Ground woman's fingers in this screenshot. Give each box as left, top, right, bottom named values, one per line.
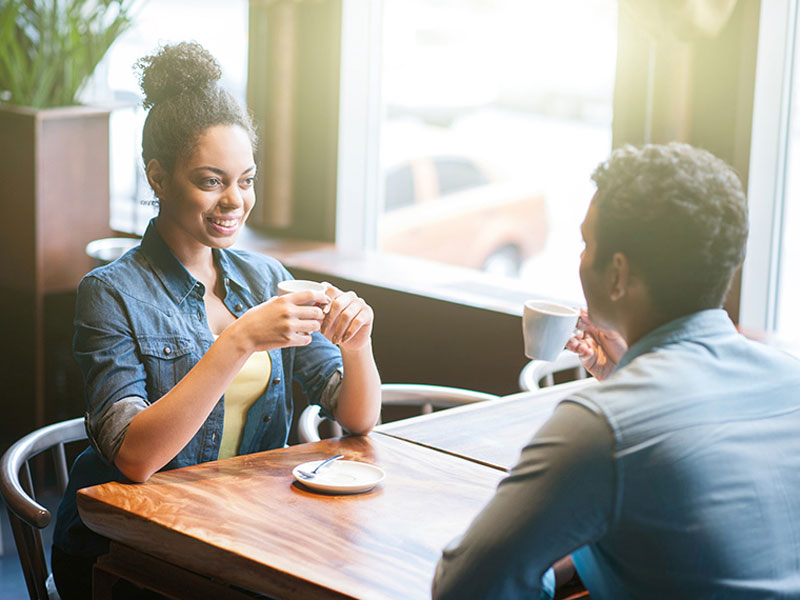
left=331, top=302, right=367, bottom=344
left=321, top=290, right=357, bottom=337
left=316, top=287, right=374, bottom=346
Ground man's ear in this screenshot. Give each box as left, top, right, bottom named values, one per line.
left=608, top=252, right=630, bottom=302
left=145, top=159, right=169, bottom=199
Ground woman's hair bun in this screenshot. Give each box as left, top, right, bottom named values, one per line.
left=136, top=41, right=222, bottom=109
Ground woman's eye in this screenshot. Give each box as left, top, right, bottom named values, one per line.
left=242, top=176, right=256, bottom=187
left=202, top=177, right=221, bottom=188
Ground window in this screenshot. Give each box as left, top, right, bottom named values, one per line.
left=433, top=157, right=489, bottom=197
left=777, top=4, right=800, bottom=339
left=741, top=0, right=800, bottom=340
left=87, top=0, right=249, bottom=235
left=384, top=165, right=416, bottom=212
left=340, top=0, right=618, bottom=302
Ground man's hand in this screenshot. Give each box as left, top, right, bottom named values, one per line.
left=565, top=309, right=627, bottom=381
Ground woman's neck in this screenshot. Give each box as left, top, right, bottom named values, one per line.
left=155, top=216, right=217, bottom=289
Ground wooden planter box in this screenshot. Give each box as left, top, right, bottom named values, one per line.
left=0, top=104, right=112, bottom=444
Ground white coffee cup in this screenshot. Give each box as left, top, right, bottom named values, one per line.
left=277, top=280, right=331, bottom=307
left=277, top=279, right=328, bottom=296
left=522, top=300, right=579, bottom=361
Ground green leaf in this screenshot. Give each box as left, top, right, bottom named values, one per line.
left=0, top=0, right=141, bottom=108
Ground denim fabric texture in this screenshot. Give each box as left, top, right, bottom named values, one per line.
left=54, top=219, right=343, bottom=557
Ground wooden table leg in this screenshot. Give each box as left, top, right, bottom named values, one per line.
left=92, top=558, right=118, bottom=600
left=92, top=542, right=264, bottom=600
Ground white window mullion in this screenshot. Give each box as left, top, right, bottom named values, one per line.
left=335, top=0, right=384, bottom=253
left=740, top=0, right=797, bottom=331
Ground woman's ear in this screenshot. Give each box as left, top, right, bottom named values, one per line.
left=145, top=159, right=169, bottom=199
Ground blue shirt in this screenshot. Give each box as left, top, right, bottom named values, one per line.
left=54, top=219, right=343, bottom=557
left=433, top=309, right=800, bottom=599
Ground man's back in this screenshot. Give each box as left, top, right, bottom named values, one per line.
left=569, top=309, right=800, bottom=599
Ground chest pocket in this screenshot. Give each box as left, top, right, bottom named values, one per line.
left=136, top=336, right=195, bottom=401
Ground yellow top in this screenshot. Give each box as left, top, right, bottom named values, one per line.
left=218, top=350, right=271, bottom=460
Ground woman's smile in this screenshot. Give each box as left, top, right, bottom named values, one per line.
left=206, top=214, right=244, bottom=235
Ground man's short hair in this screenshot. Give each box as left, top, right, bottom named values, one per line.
left=590, top=142, right=748, bottom=317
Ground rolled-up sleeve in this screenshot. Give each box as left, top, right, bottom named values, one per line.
left=432, top=401, right=616, bottom=600
left=74, top=276, right=149, bottom=464
left=292, top=331, right=344, bottom=418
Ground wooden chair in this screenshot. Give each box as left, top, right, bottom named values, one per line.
left=1, top=417, right=86, bottom=599
left=519, top=350, right=589, bottom=391
left=297, top=383, right=499, bottom=443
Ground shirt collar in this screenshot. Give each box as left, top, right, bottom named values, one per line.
left=140, top=218, right=251, bottom=305
left=140, top=218, right=202, bottom=305
left=212, top=246, right=248, bottom=292
left=617, top=308, right=738, bottom=370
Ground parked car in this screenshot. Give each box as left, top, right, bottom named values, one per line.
left=378, top=152, right=549, bottom=276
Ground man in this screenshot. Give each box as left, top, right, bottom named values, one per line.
left=432, top=143, right=800, bottom=599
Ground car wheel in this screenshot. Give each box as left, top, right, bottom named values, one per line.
left=482, top=245, right=522, bottom=277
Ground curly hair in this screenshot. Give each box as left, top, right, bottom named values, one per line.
left=590, top=143, right=748, bottom=317
left=135, top=41, right=257, bottom=173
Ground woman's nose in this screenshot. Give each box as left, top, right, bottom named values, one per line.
left=220, top=184, right=244, bottom=208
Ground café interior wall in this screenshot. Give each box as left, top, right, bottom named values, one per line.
left=611, top=0, right=760, bottom=322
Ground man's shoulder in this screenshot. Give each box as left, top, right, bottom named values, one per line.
left=568, top=339, right=800, bottom=446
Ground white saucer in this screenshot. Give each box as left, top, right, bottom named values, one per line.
left=292, top=459, right=385, bottom=494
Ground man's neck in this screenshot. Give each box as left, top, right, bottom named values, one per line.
left=615, top=294, right=678, bottom=349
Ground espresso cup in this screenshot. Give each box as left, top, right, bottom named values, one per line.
left=522, top=300, right=579, bottom=361
left=277, top=279, right=328, bottom=296
left=277, top=280, right=330, bottom=306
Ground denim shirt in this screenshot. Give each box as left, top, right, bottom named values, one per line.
left=54, top=219, right=343, bottom=557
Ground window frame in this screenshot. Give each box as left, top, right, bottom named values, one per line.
left=335, top=0, right=384, bottom=253
left=739, top=0, right=798, bottom=332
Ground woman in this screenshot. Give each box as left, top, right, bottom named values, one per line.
left=51, top=41, right=381, bottom=599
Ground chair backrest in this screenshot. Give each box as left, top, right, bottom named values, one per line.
left=297, top=383, right=499, bottom=443
left=0, top=417, right=86, bottom=600
left=519, top=350, right=588, bottom=391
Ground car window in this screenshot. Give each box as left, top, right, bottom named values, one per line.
left=433, top=157, right=489, bottom=197
left=384, top=164, right=416, bottom=212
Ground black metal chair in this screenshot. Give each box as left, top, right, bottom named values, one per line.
left=1, top=418, right=86, bottom=599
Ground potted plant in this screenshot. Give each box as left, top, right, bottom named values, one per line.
left=0, top=0, right=137, bottom=108
left=0, top=0, right=138, bottom=441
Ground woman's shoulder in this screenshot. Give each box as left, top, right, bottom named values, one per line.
left=78, top=246, right=167, bottom=310
left=81, top=246, right=144, bottom=288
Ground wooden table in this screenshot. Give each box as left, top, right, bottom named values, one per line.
left=375, top=379, right=597, bottom=471
left=78, top=434, right=505, bottom=600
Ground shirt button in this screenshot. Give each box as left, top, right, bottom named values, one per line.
left=197, top=310, right=203, bottom=320
left=272, top=378, right=281, bottom=385
left=263, top=415, right=271, bottom=423
left=212, top=433, right=217, bottom=442
left=163, top=346, right=172, bottom=355
left=235, top=303, right=243, bottom=312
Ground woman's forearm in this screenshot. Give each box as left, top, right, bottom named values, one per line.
left=335, top=342, right=382, bottom=435
left=115, top=322, right=252, bottom=482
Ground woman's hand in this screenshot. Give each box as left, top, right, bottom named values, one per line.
left=236, top=290, right=329, bottom=352
left=319, top=285, right=374, bottom=352
left=565, top=309, right=627, bottom=381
